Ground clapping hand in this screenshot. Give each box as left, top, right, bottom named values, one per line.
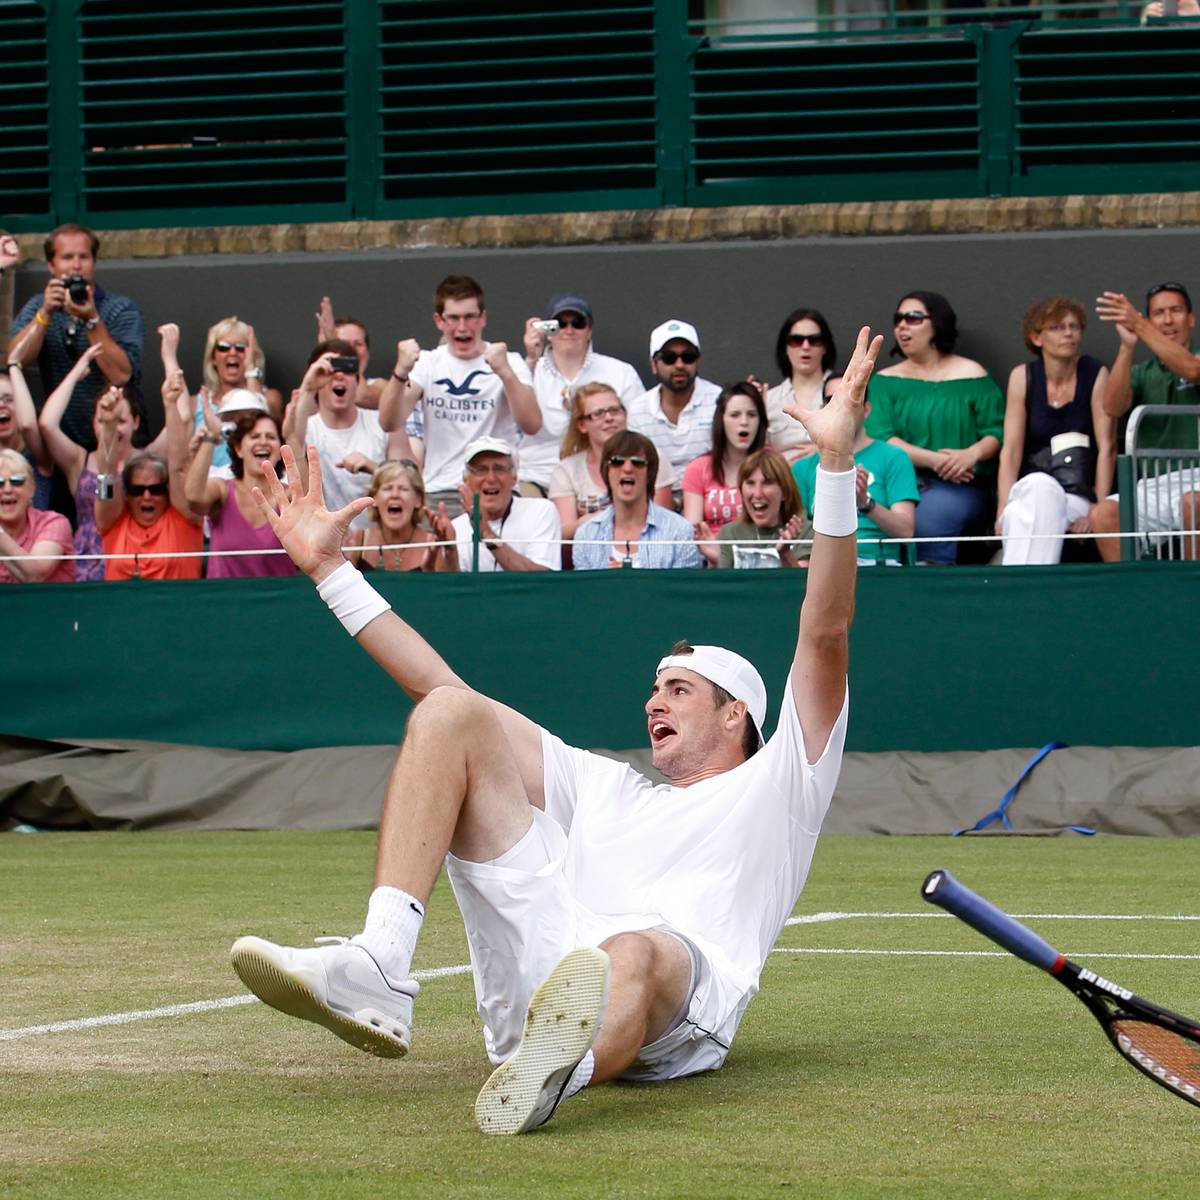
left=0, top=234, right=18, bottom=272
left=335, top=451, right=376, bottom=475
left=316, top=295, right=336, bottom=342
left=252, top=444, right=374, bottom=582
left=1095, top=292, right=1140, bottom=348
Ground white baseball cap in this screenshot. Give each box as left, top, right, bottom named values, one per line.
left=655, top=645, right=767, bottom=746
left=649, top=319, right=701, bottom=358
left=216, top=388, right=268, bottom=417
left=464, top=435, right=518, bottom=465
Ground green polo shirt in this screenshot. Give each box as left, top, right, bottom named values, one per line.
left=1130, top=355, right=1199, bottom=450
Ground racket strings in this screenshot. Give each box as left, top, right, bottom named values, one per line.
left=1112, top=1019, right=1200, bottom=1104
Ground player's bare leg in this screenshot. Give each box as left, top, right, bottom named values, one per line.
left=233, top=685, right=536, bottom=1057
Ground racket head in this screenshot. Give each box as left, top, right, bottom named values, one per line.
left=1055, top=958, right=1200, bottom=1108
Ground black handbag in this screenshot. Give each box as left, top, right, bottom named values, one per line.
left=1029, top=436, right=1095, bottom=500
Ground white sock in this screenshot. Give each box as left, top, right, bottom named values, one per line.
left=351, top=885, right=424, bottom=985
left=563, top=1049, right=595, bottom=1099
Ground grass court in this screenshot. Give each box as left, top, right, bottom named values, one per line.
left=3, top=830, right=1197, bottom=1199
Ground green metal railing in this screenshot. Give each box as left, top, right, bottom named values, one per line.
left=2, top=0, right=1198, bottom=232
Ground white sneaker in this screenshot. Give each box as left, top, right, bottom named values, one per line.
left=474, top=946, right=610, bottom=1136
left=230, top=935, right=418, bottom=1058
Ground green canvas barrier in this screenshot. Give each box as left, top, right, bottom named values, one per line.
left=2, top=563, right=1193, bottom=753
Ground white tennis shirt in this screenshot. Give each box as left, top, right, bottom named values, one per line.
left=540, top=683, right=848, bottom=1013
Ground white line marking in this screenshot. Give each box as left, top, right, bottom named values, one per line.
left=0, top=962, right=473, bottom=1043
left=785, top=911, right=1200, bottom=926
left=4, top=910, right=1197, bottom=1044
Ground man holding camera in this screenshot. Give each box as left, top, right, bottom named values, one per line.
left=8, top=224, right=144, bottom=448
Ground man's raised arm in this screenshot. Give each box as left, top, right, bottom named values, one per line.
left=252, top=446, right=546, bottom=794
left=784, top=327, right=882, bottom=760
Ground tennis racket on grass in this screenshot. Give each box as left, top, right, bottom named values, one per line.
left=922, top=868, right=1200, bottom=1108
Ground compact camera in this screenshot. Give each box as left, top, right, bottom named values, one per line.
left=220, top=421, right=237, bottom=437
left=532, top=320, right=560, bottom=335
left=63, top=274, right=90, bottom=306
left=96, top=473, right=115, bottom=501
left=329, top=354, right=359, bottom=375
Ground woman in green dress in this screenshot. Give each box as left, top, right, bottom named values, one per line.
left=865, top=291, right=1005, bottom=564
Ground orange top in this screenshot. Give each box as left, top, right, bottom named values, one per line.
left=102, top=507, right=203, bottom=580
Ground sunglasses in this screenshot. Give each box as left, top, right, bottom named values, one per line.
left=787, top=333, right=824, bottom=347
left=893, top=311, right=931, bottom=326
left=553, top=315, right=589, bottom=330
left=127, top=482, right=169, bottom=497
left=608, top=455, right=648, bottom=469
left=583, top=405, right=624, bottom=421
left=215, top=341, right=247, bottom=353
left=0, top=474, right=29, bottom=488
left=657, top=350, right=699, bottom=366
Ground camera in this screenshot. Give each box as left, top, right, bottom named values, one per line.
left=96, top=473, right=115, bottom=501
left=220, top=421, right=237, bottom=437
left=329, top=355, right=359, bottom=375
left=63, top=274, right=90, bottom=306
left=532, top=320, right=560, bottom=335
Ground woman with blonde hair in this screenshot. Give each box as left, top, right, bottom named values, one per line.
left=344, top=459, right=437, bottom=572
left=548, top=382, right=674, bottom=539
left=159, top=319, right=284, bottom=472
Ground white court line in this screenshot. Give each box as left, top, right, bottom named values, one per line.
left=4, top=909, right=1198, bottom=1045
left=0, top=962, right=472, bottom=1043
left=786, top=911, right=1200, bottom=925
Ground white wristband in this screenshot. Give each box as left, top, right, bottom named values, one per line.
left=315, top=561, right=391, bottom=637
left=812, top=466, right=858, bottom=538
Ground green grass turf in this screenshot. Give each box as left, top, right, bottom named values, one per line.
left=2, top=831, right=1197, bottom=1199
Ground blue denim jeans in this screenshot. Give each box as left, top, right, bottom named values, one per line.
left=915, top=474, right=992, bottom=564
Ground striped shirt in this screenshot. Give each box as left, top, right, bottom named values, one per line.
left=572, top=502, right=702, bottom=570
left=626, top=378, right=722, bottom=476
left=12, top=284, right=144, bottom=447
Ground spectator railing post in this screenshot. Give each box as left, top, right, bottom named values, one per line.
left=975, top=22, right=1027, bottom=200
left=1116, top=454, right=1136, bottom=563
left=471, top=492, right=481, bottom=574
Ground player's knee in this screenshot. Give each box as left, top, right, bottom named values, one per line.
left=600, top=932, right=666, bottom=1001
left=407, top=686, right=490, bottom=737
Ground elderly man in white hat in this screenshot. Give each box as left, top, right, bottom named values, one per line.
left=230, top=327, right=882, bottom=1137
left=427, top=435, right=561, bottom=573
left=626, top=318, right=724, bottom=483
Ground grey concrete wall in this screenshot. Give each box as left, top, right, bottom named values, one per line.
left=12, top=224, right=1200, bottom=432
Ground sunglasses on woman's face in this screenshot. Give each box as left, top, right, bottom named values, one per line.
left=216, top=341, right=247, bottom=353
left=787, top=333, right=824, bottom=347
left=608, top=455, right=648, bottom=469
left=127, top=482, right=169, bottom=497
left=0, top=474, right=28, bottom=488
left=893, top=311, right=931, bottom=326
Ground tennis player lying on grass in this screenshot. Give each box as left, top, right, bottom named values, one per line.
left=231, top=326, right=883, bottom=1136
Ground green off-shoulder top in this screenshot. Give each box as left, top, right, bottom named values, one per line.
left=864, top=373, right=1006, bottom=478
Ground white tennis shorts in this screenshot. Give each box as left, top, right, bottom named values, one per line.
left=445, top=806, right=740, bottom=1078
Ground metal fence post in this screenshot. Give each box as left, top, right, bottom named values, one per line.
left=1116, top=454, right=1136, bottom=562
left=345, top=0, right=380, bottom=219
left=45, top=0, right=85, bottom=223
left=654, top=0, right=691, bottom=208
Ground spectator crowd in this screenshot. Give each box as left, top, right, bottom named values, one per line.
left=2, top=222, right=1199, bottom=583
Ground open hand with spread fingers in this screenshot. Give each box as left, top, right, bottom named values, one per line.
left=252, top=443, right=374, bottom=583
left=785, top=326, right=882, bottom=469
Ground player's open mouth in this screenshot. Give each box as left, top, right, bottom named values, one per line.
left=649, top=720, right=675, bottom=744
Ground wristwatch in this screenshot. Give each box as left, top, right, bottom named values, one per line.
left=858, top=496, right=876, bottom=515
left=83, top=316, right=100, bottom=331
left=245, top=367, right=263, bottom=380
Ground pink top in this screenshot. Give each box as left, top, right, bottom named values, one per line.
left=208, top=480, right=297, bottom=579
left=681, top=453, right=743, bottom=531
left=0, top=507, right=75, bottom=583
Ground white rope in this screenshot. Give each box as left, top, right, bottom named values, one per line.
left=0, top=528, right=1161, bottom=565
